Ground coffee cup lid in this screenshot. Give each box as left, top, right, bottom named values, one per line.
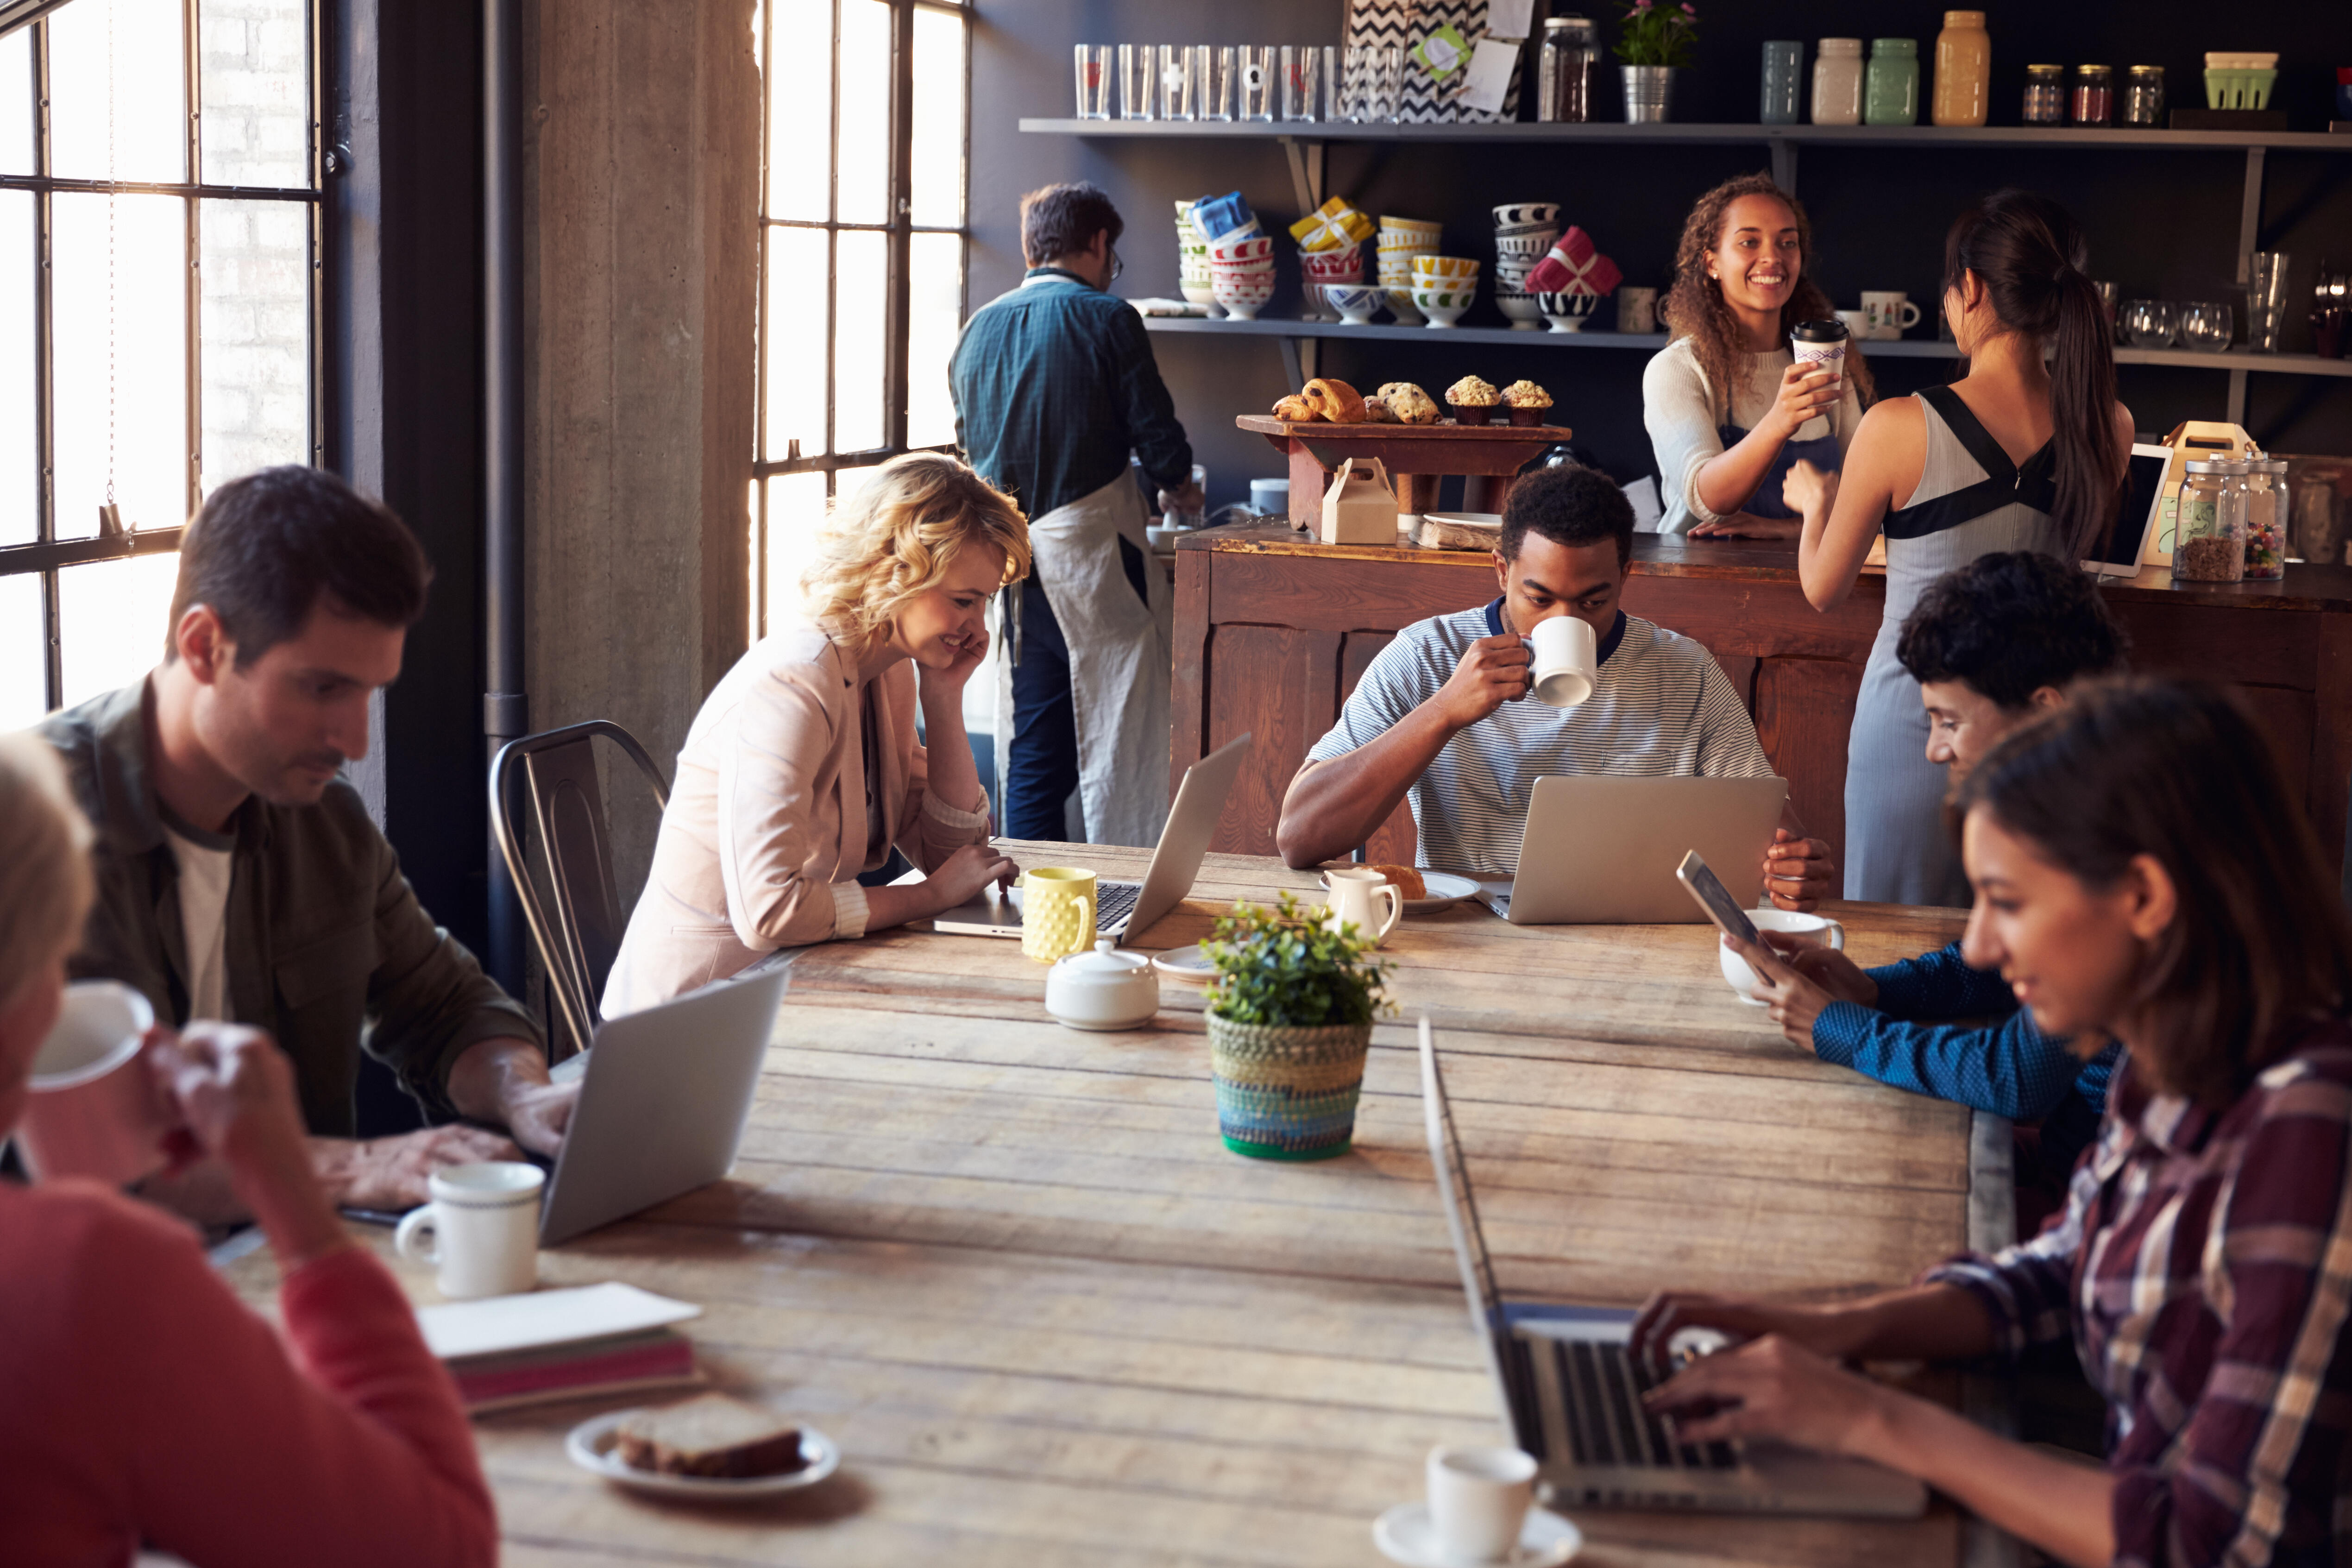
left=1789, top=319, right=1849, bottom=344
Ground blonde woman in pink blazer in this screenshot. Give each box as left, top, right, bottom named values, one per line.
left=604, top=453, right=1032, bottom=1013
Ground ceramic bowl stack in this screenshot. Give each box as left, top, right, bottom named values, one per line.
left=1492, top=202, right=1561, bottom=332
left=1322, top=283, right=1386, bottom=325
left=1378, top=216, right=1441, bottom=326
left=1409, top=255, right=1478, bottom=329
left=1535, top=291, right=1603, bottom=332
left=1174, top=200, right=1216, bottom=310
left=1208, top=228, right=1276, bottom=321
left=1299, top=245, right=1366, bottom=322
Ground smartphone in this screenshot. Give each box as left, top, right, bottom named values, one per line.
left=1675, top=851, right=1758, bottom=944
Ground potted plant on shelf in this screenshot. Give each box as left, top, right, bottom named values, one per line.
left=1614, top=0, right=1698, bottom=124
left=1201, top=892, right=1391, bottom=1161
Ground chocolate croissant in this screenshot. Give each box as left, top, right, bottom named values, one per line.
left=1271, top=393, right=1320, bottom=422
left=1301, top=377, right=1367, bottom=424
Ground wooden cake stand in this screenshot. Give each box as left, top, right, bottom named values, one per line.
left=1236, top=414, right=1574, bottom=528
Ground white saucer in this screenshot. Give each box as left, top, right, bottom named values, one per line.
left=566, top=1409, right=840, bottom=1499
left=1373, top=1501, right=1581, bottom=1567
left=1150, top=944, right=1217, bottom=985
left=1402, top=871, right=1480, bottom=914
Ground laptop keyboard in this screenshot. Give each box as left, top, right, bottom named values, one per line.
left=1519, top=1335, right=1737, bottom=1472
left=1096, top=880, right=1141, bottom=932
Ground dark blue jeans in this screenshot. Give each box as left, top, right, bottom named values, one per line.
left=1003, top=541, right=1151, bottom=841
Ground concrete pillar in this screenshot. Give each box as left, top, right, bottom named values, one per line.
left=521, top=0, right=759, bottom=885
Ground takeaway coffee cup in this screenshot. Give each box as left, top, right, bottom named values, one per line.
left=1427, top=1443, right=1537, bottom=1562
left=1790, top=318, right=1849, bottom=390
left=13, top=980, right=182, bottom=1186
left=1719, top=908, right=1847, bottom=1005
left=1527, top=615, right=1597, bottom=707
left=395, top=1161, right=544, bottom=1299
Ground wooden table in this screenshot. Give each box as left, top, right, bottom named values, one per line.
left=225, top=846, right=2000, bottom=1567
left=1240, top=414, right=1574, bottom=523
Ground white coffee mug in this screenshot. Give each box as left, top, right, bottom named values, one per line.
left=1617, top=285, right=1658, bottom=334
left=1861, top=290, right=1921, bottom=340
left=1835, top=308, right=1871, bottom=340
left=1719, top=908, right=1847, bottom=1005
left=1322, top=866, right=1402, bottom=946
left=13, top=981, right=183, bottom=1187
left=395, top=1161, right=544, bottom=1298
left=1527, top=615, right=1597, bottom=707
left=1428, top=1443, right=1537, bottom=1562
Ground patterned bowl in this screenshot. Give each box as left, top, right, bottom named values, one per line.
left=1492, top=201, right=1562, bottom=229
left=1210, top=233, right=1274, bottom=265
left=1300, top=246, right=1365, bottom=284
left=1322, top=282, right=1387, bottom=324
left=1410, top=254, right=1479, bottom=283
left=1494, top=229, right=1560, bottom=259
left=1495, top=290, right=1545, bottom=329
left=1535, top=290, right=1603, bottom=333
left=1410, top=287, right=1473, bottom=327
left=1212, top=272, right=1276, bottom=321
left=1385, top=288, right=1426, bottom=325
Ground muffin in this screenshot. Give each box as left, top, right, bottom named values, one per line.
left=1363, top=394, right=1399, bottom=423
left=1501, top=379, right=1554, bottom=427
left=1445, top=376, right=1500, bottom=425
left=1376, top=381, right=1439, bottom=425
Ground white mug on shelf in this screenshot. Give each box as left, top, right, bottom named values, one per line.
left=1617, top=285, right=1658, bottom=334
left=1528, top=614, right=1597, bottom=707
left=395, top=1160, right=544, bottom=1299
left=1860, top=291, right=1921, bottom=340
left=1321, top=866, right=1402, bottom=946
left=1427, top=1444, right=1538, bottom=1562
left=1835, top=308, right=1871, bottom=340
left=1719, top=908, right=1847, bottom=1005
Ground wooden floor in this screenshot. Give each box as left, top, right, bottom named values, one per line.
left=226, top=844, right=1987, bottom=1567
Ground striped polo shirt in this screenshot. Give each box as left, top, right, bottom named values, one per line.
left=1304, top=600, right=1773, bottom=875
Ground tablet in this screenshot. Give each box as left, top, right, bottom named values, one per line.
left=2083, top=443, right=2171, bottom=574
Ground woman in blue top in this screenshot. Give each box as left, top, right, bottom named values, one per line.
left=1641, top=174, right=1873, bottom=538
left=1786, top=189, right=2133, bottom=906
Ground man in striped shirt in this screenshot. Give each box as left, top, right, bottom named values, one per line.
left=1277, top=465, right=1835, bottom=908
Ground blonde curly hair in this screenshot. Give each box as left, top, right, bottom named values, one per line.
left=0, top=731, right=94, bottom=1017
left=799, top=453, right=1031, bottom=647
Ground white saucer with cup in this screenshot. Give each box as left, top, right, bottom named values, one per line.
left=1719, top=908, right=1847, bottom=1005
left=396, top=1161, right=545, bottom=1298
left=1373, top=1443, right=1581, bottom=1566
left=1526, top=616, right=1597, bottom=708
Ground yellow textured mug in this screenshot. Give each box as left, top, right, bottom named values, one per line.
left=1020, top=868, right=1098, bottom=964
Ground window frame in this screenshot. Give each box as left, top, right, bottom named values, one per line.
left=750, top=0, right=971, bottom=635
left=0, top=0, right=327, bottom=710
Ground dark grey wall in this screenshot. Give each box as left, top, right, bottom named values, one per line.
left=970, top=2, right=2352, bottom=508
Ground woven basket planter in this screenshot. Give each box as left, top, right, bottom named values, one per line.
left=1206, top=1014, right=1375, bottom=1161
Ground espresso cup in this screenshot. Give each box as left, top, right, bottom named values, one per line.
left=1428, top=1443, right=1537, bottom=1562
left=1527, top=615, right=1597, bottom=707
left=1860, top=290, right=1921, bottom=339
left=13, top=981, right=182, bottom=1186
left=1719, top=908, right=1847, bottom=1005
left=1019, top=867, right=1098, bottom=964
left=395, top=1161, right=544, bottom=1299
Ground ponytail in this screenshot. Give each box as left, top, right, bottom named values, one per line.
left=1943, top=190, right=2125, bottom=558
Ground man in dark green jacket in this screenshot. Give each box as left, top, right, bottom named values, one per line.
left=38, top=466, right=573, bottom=1216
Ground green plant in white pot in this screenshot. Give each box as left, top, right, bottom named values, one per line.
left=1202, top=892, right=1390, bottom=1160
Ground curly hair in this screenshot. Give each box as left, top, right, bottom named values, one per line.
left=798, top=453, right=1031, bottom=649
left=1896, top=551, right=2129, bottom=706
left=1659, top=173, right=1874, bottom=422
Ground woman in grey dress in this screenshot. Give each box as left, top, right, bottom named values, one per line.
left=1782, top=191, right=2134, bottom=906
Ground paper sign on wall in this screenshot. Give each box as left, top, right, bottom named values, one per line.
left=1459, top=37, right=1521, bottom=112
left=1484, top=0, right=1534, bottom=37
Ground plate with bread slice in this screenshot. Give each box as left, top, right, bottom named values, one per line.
left=568, top=1393, right=839, bottom=1499
left=1324, top=865, right=1479, bottom=915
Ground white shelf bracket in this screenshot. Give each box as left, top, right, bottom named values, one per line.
left=1279, top=136, right=1326, bottom=214
left=1769, top=137, right=1797, bottom=194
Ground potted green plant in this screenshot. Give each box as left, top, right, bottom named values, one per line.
left=1201, top=893, right=1391, bottom=1161
left=1614, top=0, right=1698, bottom=124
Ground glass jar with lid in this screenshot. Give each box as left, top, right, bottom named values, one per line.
left=1539, top=17, right=1598, bottom=123
left=2244, top=458, right=2289, bottom=579
left=2171, top=459, right=2247, bottom=583
left=1865, top=38, right=1919, bottom=125
left=2022, top=64, right=2064, bottom=124
left=2120, top=65, right=2165, bottom=127
left=1931, top=11, right=1990, bottom=126
left=1812, top=38, right=1864, bottom=125
left=2071, top=64, right=2113, bottom=126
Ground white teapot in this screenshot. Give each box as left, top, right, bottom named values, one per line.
left=1044, top=939, right=1161, bottom=1032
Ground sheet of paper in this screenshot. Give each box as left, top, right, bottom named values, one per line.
left=1484, top=0, right=1535, bottom=38
left=1459, top=37, right=1520, bottom=113
left=419, top=1281, right=703, bottom=1360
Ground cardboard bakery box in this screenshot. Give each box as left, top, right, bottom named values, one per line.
left=1321, top=458, right=1398, bottom=546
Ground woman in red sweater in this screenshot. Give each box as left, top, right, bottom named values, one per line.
left=0, top=731, right=498, bottom=1566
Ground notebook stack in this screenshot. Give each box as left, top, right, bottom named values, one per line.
left=417, top=1282, right=706, bottom=1414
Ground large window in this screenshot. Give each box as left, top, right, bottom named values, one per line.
left=0, top=0, right=320, bottom=728
left=752, top=0, right=968, bottom=638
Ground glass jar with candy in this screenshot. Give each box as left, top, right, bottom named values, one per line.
left=2021, top=64, right=2064, bottom=123
left=2171, top=459, right=2247, bottom=584
left=2244, top=458, right=2289, bottom=579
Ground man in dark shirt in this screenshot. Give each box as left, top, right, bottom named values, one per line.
left=950, top=182, right=1199, bottom=842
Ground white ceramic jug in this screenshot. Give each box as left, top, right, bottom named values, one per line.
left=1323, top=867, right=1402, bottom=947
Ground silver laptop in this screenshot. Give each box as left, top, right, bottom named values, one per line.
left=536, top=964, right=789, bottom=1247
left=932, top=732, right=1251, bottom=941
left=1419, top=1019, right=1926, bottom=1517
left=1502, top=775, right=1787, bottom=925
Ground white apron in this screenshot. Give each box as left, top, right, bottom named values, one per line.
left=992, top=468, right=1174, bottom=848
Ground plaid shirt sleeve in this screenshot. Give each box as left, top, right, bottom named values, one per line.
left=1915, top=1125, right=2108, bottom=1360
left=2109, top=1063, right=2352, bottom=1568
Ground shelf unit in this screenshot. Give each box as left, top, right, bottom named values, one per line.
left=1024, top=118, right=2352, bottom=419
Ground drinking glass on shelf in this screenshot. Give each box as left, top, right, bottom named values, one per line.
left=1281, top=44, right=1322, bottom=121
left=1118, top=44, right=1157, bottom=120
left=2122, top=299, right=2176, bottom=349
left=1073, top=45, right=1113, bottom=120
left=1238, top=45, right=1277, bottom=121
left=1322, top=45, right=1341, bottom=121
left=1157, top=44, right=1198, bottom=120
left=1201, top=46, right=1238, bottom=121
left=1371, top=44, right=1405, bottom=120
left=2180, top=302, right=2233, bottom=353
left=2245, top=251, right=2289, bottom=353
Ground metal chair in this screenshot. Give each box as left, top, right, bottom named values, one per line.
left=490, top=720, right=670, bottom=1060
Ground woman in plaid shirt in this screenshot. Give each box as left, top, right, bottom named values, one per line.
left=1640, top=680, right=2352, bottom=1568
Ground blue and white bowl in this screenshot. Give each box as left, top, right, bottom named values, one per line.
left=1322, top=283, right=1386, bottom=325
left=1535, top=290, right=1603, bottom=333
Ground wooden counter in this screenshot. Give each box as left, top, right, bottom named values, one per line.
left=1169, top=523, right=2352, bottom=878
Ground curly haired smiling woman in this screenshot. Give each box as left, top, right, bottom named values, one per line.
left=604, top=453, right=1032, bottom=1013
